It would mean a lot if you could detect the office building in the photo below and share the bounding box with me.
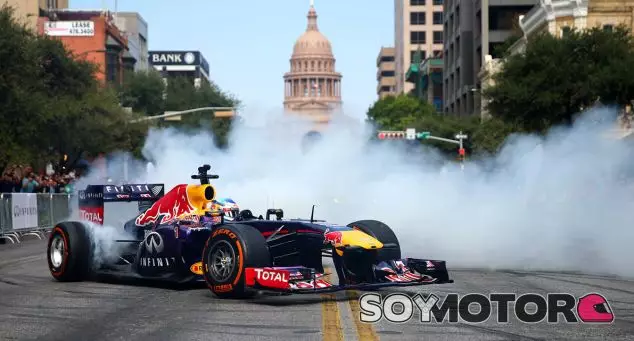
[0,0,68,31]
[377,47,396,99]
[149,50,210,88]
[406,55,443,110]
[40,9,133,85]
[394,0,445,94]
[283,2,342,130]
[443,0,536,116]
[114,12,149,72]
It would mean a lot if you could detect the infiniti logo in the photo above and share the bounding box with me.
[144,232,164,254]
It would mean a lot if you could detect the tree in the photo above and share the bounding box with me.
[161,76,240,148]
[483,25,634,133]
[0,4,147,170]
[366,93,436,130]
[366,94,484,156]
[119,69,165,115]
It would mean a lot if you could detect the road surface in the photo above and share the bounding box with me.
[1,238,633,340]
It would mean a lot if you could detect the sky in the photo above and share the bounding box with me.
[70,0,395,120]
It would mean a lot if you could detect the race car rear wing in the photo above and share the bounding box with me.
[78,184,165,225]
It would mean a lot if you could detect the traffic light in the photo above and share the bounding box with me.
[377,131,406,139]
[457,148,466,162]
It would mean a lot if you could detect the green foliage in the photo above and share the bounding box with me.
[366,93,483,156]
[119,72,240,149]
[0,4,148,169]
[366,94,436,130]
[483,25,634,133]
[119,69,165,115]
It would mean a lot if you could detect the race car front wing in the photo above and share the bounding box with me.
[244,258,453,294]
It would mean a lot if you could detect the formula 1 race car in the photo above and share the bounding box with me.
[46,165,452,298]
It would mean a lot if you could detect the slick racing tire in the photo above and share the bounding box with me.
[202,224,271,298]
[347,220,401,261]
[47,221,94,282]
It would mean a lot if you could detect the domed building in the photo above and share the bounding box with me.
[283,2,342,131]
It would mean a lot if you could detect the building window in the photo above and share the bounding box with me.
[410,50,426,62]
[381,71,395,77]
[410,0,426,5]
[433,50,442,57]
[105,49,120,84]
[433,12,443,25]
[380,86,391,92]
[561,26,571,38]
[433,0,443,4]
[603,24,613,32]
[410,12,426,25]
[410,31,426,44]
[380,56,395,62]
[433,31,443,44]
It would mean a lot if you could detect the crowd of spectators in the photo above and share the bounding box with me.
[0,164,78,194]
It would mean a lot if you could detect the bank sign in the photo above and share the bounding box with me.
[149,51,200,65]
[44,21,95,36]
[149,51,210,75]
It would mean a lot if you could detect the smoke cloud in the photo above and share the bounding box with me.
[72,106,634,277]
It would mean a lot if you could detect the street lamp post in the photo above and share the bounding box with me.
[377,128,468,169]
[129,106,237,123]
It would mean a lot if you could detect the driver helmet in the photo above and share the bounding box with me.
[213,198,240,220]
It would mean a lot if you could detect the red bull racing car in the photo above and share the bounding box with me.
[46,165,452,298]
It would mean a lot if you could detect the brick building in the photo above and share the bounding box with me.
[38,9,134,85]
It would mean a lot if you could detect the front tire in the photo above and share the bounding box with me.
[47,221,94,282]
[202,224,271,298]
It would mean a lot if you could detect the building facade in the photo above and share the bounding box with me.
[377,47,396,99]
[39,10,132,86]
[148,51,211,88]
[1,0,68,31]
[407,56,444,110]
[443,0,536,117]
[394,0,445,95]
[114,12,149,72]
[283,3,342,130]
[517,0,634,44]
[479,0,634,120]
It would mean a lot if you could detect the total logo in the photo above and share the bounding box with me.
[254,268,288,282]
[79,210,102,224]
[246,268,290,290]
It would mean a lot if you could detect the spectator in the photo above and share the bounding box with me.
[0,173,14,192]
[21,172,39,193]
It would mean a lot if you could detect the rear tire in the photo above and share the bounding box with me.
[347,219,401,261]
[202,224,271,298]
[47,221,94,282]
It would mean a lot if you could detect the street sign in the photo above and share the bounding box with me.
[416,131,430,139]
[455,133,468,139]
[406,128,416,140]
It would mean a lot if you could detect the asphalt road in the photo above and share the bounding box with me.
[1,238,634,341]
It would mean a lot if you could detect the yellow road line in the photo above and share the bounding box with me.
[321,293,344,341]
[346,290,380,341]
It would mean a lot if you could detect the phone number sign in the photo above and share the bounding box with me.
[44,21,95,37]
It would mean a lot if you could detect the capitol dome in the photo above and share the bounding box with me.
[292,7,333,57]
[283,2,342,131]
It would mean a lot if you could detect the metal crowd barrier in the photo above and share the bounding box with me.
[0,193,72,244]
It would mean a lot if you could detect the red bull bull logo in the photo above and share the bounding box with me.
[324,230,343,246]
[136,185,194,226]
